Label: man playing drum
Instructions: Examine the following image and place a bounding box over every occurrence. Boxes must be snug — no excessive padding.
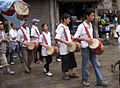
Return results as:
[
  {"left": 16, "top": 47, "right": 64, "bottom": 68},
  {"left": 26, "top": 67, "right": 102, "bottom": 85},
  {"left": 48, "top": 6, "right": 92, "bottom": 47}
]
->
[
  {"left": 55, "top": 13, "right": 78, "bottom": 80},
  {"left": 74, "top": 8, "right": 107, "bottom": 86},
  {"left": 17, "top": 19, "right": 33, "bottom": 74}
]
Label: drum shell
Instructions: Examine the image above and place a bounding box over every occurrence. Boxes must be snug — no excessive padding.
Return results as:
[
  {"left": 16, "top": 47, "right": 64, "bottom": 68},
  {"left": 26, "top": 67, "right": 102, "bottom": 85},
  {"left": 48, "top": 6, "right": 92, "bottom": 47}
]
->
[
  {"left": 27, "top": 42, "right": 38, "bottom": 50},
  {"left": 46, "top": 46, "right": 59, "bottom": 56}
]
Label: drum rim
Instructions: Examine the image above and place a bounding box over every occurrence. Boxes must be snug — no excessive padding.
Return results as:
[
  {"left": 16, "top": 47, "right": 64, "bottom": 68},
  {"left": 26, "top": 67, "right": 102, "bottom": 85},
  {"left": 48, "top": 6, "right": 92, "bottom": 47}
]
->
[
  {"left": 46, "top": 46, "right": 54, "bottom": 55},
  {"left": 89, "top": 38, "right": 99, "bottom": 49},
  {"left": 27, "top": 42, "right": 35, "bottom": 50},
  {"left": 67, "top": 42, "right": 76, "bottom": 52}
]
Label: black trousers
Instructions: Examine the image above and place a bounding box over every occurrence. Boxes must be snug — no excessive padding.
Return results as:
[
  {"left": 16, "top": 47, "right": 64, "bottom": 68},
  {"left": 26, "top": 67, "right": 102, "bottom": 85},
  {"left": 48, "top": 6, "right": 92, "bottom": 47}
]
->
[
  {"left": 44, "top": 55, "right": 52, "bottom": 72},
  {"left": 61, "top": 52, "right": 77, "bottom": 73}
]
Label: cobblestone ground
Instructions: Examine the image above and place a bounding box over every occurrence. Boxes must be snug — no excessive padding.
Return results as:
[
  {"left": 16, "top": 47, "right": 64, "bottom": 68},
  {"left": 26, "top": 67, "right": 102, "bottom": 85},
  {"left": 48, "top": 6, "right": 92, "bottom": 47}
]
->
[{"left": 0, "top": 39, "right": 120, "bottom": 88}]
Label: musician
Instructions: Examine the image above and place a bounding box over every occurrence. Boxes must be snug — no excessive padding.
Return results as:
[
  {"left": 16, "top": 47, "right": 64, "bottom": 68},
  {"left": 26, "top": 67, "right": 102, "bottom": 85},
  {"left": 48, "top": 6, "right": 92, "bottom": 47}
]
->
[
  {"left": 9, "top": 23, "right": 24, "bottom": 65},
  {"left": 0, "top": 21, "right": 15, "bottom": 75},
  {"left": 55, "top": 13, "right": 78, "bottom": 80},
  {"left": 39, "top": 23, "right": 53, "bottom": 77},
  {"left": 31, "top": 19, "right": 43, "bottom": 64},
  {"left": 74, "top": 8, "right": 107, "bottom": 86},
  {"left": 0, "top": 0, "right": 29, "bottom": 28},
  {"left": 17, "top": 19, "right": 33, "bottom": 74}
]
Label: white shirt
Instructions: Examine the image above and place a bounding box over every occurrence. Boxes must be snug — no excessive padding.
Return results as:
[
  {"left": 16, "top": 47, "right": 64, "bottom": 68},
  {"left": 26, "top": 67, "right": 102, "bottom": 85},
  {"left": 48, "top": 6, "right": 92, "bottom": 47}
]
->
[
  {"left": 31, "top": 25, "right": 40, "bottom": 43},
  {"left": 9, "top": 28, "right": 18, "bottom": 42},
  {"left": 74, "top": 21, "right": 93, "bottom": 48},
  {"left": 116, "top": 25, "right": 120, "bottom": 37},
  {"left": 55, "top": 24, "right": 72, "bottom": 55},
  {"left": 17, "top": 26, "right": 30, "bottom": 47},
  {"left": 39, "top": 31, "right": 51, "bottom": 56}
]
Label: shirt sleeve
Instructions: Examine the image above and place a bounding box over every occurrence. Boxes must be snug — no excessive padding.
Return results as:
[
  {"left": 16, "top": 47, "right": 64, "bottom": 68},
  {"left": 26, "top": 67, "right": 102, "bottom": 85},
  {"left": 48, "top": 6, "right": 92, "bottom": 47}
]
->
[
  {"left": 31, "top": 27, "right": 35, "bottom": 36},
  {"left": 55, "top": 27, "right": 64, "bottom": 39},
  {"left": 74, "top": 24, "right": 82, "bottom": 38},
  {"left": 116, "top": 25, "right": 120, "bottom": 32},
  {"left": 39, "top": 34, "right": 43, "bottom": 43},
  {"left": 16, "top": 29, "right": 21, "bottom": 41}
]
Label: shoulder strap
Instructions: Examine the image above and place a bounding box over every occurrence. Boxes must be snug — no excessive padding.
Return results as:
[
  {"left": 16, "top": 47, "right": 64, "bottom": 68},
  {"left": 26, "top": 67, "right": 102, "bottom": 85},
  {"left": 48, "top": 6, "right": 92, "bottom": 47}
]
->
[
  {"left": 20, "top": 28, "right": 28, "bottom": 41},
  {"left": 83, "top": 23, "right": 91, "bottom": 38},
  {"left": 61, "top": 26, "right": 68, "bottom": 41},
  {"left": 34, "top": 27, "right": 40, "bottom": 36},
  {"left": 42, "top": 33, "right": 48, "bottom": 45}
]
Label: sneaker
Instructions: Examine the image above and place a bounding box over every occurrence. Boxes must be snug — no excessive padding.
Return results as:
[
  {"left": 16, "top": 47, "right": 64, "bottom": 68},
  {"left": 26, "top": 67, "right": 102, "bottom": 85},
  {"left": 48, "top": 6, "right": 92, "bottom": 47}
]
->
[
  {"left": 62, "top": 74, "right": 70, "bottom": 80},
  {"left": 8, "top": 70, "right": 15, "bottom": 75},
  {"left": 96, "top": 81, "right": 108, "bottom": 87},
  {"left": 36, "top": 60, "right": 42, "bottom": 64},
  {"left": 0, "top": 70, "right": 4, "bottom": 74},
  {"left": 69, "top": 73, "right": 79, "bottom": 78},
  {"left": 56, "top": 58, "right": 61, "bottom": 62},
  {"left": 0, "top": 65, "right": 3, "bottom": 69},
  {"left": 10, "top": 62, "right": 14, "bottom": 65},
  {"left": 81, "top": 81, "right": 90, "bottom": 86},
  {"left": 111, "top": 64, "right": 115, "bottom": 73},
  {"left": 46, "top": 72, "right": 53, "bottom": 77}
]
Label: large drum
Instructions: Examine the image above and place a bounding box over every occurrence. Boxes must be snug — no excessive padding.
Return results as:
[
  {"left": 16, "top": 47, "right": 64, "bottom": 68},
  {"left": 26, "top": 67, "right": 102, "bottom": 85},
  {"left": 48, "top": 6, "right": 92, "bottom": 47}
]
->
[
  {"left": 89, "top": 38, "right": 104, "bottom": 55},
  {"left": 67, "top": 42, "right": 81, "bottom": 52},
  {"left": 27, "top": 42, "right": 38, "bottom": 50},
  {"left": 46, "top": 46, "right": 59, "bottom": 56}
]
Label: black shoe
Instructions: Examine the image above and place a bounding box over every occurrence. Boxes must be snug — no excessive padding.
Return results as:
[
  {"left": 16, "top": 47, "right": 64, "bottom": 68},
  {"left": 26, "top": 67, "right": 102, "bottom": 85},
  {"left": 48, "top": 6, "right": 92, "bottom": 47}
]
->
[
  {"left": 69, "top": 73, "right": 79, "bottom": 78},
  {"left": 62, "top": 74, "right": 70, "bottom": 80},
  {"left": 28, "top": 67, "right": 32, "bottom": 71},
  {"left": 111, "top": 64, "right": 115, "bottom": 73},
  {"left": 25, "top": 70, "right": 30, "bottom": 74}
]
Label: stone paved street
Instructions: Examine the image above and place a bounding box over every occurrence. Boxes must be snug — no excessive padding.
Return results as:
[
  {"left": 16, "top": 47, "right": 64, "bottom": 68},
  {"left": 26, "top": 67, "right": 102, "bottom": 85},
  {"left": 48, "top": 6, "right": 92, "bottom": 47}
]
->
[{"left": 0, "top": 39, "right": 120, "bottom": 88}]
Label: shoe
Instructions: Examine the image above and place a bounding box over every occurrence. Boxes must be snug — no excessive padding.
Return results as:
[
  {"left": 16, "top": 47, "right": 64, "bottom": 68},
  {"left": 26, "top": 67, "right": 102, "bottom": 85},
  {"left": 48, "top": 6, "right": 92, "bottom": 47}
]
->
[
  {"left": 25, "top": 70, "right": 30, "bottom": 74},
  {"left": 8, "top": 70, "right": 15, "bottom": 75},
  {"left": 81, "top": 81, "right": 90, "bottom": 86},
  {"left": 0, "top": 70, "right": 4, "bottom": 74},
  {"left": 36, "top": 60, "right": 42, "bottom": 64},
  {"left": 62, "top": 74, "right": 70, "bottom": 80},
  {"left": 0, "top": 65, "right": 3, "bottom": 69},
  {"left": 69, "top": 73, "right": 79, "bottom": 78},
  {"left": 28, "top": 67, "right": 32, "bottom": 71},
  {"left": 42, "top": 66, "right": 47, "bottom": 73},
  {"left": 10, "top": 62, "right": 14, "bottom": 65},
  {"left": 56, "top": 58, "right": 61, "bottom": 62},
  {"left": 96, "top": 81, "right": 108, "bottom": 87},
  {"left": 111, "top": 64, "right": 115, "bottom": 73},
  {"left": 46, "top": 72, "right": 53, "bottom": 77}
]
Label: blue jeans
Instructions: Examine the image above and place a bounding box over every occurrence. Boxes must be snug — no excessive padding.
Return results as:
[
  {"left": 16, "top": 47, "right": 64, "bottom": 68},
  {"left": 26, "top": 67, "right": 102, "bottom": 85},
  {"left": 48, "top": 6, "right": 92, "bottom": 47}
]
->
[
  {"left": 10, "top": 44, "right": 24, "bottom": 62},
  {"left": 81, "top": 47, "right": 103, "bottom": 84}
]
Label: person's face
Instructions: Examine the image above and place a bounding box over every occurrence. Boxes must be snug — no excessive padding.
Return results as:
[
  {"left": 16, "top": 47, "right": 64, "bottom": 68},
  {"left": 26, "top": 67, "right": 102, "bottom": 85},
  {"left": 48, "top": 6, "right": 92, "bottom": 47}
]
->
[
  {"left": 12, "top": 25, "right": 16, "bottom": 29},
  {"left": 0, "top": 24, "right": 4, "bottom": 30},
  {"left": 17, "top": 14, "right": 24, "bottom": 21},
  {"left": 87, "top": 12, "right": 95, "bottom": 22},
  {"left": 43, "top": 24, "right": 48, "bottom": 31},
  {"left": 22, "top": 21, "right": 28, "bottom": 28},
  {"left": 34, "top": 22, "right": 39, "bottom": 26},
  {"left": 64, "top": 17, "right": 71, "bottom": 25}
]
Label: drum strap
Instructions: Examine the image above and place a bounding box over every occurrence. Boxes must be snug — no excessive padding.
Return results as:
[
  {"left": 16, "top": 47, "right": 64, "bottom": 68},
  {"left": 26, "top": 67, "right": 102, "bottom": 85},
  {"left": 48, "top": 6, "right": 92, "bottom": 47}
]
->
[
  {"left": 61, "top": 26, "right": 68, "bottom": 41},
  {"left": 34, "top": 27, "right": 40, "bottom": 36},
  {"left": 42, "top": 33, "right": 48, "bottom": 45},
  {"left": 20, "top": 28, "right": 28, "bottom": 41},
  {"left": 83, "top": 23, "right": 91, "bottom": 38}
]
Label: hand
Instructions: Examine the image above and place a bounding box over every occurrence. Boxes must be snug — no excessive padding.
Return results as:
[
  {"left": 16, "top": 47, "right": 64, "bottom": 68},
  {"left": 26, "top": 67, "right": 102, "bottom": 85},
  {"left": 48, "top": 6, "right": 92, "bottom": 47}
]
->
[
  {"left": 85, "top": 38, "right": 92, "bottom": 45},
  {"left": 45, "top": 45, "right": 49, "bottom": 50},
  {"left": 23, "top": 42, "right": 28, "bottom": 46},
  {"left": 65, "top": 41, "right": 72, "bottom": 47},
  {"left": 1, "top": 38, "right": 9, "bottom": 42}
]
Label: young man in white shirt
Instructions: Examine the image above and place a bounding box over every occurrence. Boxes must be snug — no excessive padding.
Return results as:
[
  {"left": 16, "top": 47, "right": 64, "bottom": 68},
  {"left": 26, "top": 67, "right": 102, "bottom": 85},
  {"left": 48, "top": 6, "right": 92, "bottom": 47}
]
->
[
  {"left": 17, "top": 20, "right": 33, "bottom": 74},
  {"left": 9, "top": 23, "right": 24, "bottom": 65},
  {"left": 55, "top": 13, "right": 78, "bottom": 80},
  {"left": 74, "top": 9, "right": 107, "bottom": 86},
  {"left": 31, "top": 19, "right": 43, "bottom": 64}
]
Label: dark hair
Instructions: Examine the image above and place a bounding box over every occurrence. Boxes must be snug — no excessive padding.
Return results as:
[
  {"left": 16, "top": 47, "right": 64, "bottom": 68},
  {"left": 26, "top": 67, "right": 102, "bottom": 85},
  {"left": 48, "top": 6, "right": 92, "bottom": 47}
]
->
[
  {"left": 61, "top": 13, "right": 71, "bottom": 22},
  {"left": 24, "top": 19, "right": 28, "bottom": 22},
  {"left": 10, "top": 23, "right": 14, "bottom": 27},
  {"left": 85, "top": 8, "right": 95, "bottom": 20},
  {"left": 41, "top": 23, "right": 48, "bottom": 31}
]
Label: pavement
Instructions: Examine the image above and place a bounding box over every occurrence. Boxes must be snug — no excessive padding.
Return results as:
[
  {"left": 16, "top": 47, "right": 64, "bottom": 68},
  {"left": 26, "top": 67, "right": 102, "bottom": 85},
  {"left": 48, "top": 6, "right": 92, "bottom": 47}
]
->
[{"left": 0, "top": 38, "right": 120, "bottom": 88}]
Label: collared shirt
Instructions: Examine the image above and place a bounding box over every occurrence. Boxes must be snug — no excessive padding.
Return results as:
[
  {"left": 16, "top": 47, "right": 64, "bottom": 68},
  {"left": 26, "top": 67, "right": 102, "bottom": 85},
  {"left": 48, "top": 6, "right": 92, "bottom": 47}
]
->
[
  {"left": 0, "top": 0, "right": 24, "bottom": 28},
  {"left": 9, "top": 28, "right": 18, "bottom": 42},
  {"left": 17, "top": 26, "right": 30, "bottom": 47},
  {"left": 0, "top": 31, "right": 7, "bottom": 53},
  {"left": 39, "top": 31, "right": 51, "bottom": 56},
  {"left": 31, "top": 25, "right": 40, "bottom": 43},
  {"left": 116, "top": 25, "right": 120, "bottom": 37},
  {"left": 55, "top": 23, "right": 72, "bottom": 55},
  {"left": 74, "top": 21, "right": 93, "bottom": 48}
]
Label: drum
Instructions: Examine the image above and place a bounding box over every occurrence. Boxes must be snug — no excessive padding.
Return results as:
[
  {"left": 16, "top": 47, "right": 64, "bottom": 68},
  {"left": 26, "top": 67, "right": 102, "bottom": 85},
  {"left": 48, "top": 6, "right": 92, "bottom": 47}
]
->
[
  {"left": 89, "top": 38, "right": 104, "bottom": 55},
  {"left": 46, "top": 46, "right": 59, "bottom": 56},
  {"left": 27, "top": 42, "right": 38, "bottom": 50},
  {"left": 67, "top": 42, "right": 81, "bottom": 52}
]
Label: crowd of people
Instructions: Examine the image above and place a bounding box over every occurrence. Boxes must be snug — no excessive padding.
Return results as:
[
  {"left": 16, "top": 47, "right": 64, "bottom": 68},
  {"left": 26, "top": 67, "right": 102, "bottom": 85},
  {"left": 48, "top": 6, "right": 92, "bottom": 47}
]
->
[{"left": 0, "top": 8, "right": 110, "bottom": 87}]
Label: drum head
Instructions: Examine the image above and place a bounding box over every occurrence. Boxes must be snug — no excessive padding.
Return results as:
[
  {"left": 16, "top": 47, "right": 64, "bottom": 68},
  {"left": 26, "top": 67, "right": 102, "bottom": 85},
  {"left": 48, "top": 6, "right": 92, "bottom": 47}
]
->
[
  {"left": 28, "top": 42, "right": 35, "bottom": 50},
  {"left": 89, "top": 39, "right": 99, "bottom": 49},
  {"left": 46, "top": 46, "right": 54, "bottom": 55},
  {"left": 67, "top": 42, "right": 76, "bottom": 52}
]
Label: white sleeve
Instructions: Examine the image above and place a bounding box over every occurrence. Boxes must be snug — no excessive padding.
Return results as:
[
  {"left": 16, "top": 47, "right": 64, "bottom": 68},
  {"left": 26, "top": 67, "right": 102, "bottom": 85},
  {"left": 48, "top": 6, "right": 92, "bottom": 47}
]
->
[
  {"left": 74, "top": 24, "right": 82, "bottom": 38},
  {"left": 16, "top": 29, "right": 21, "bottom": 41},
  {"left": 39, "top": 34, "right": 43, "bottom": 43},
  {"left": 116, "top": 25, "right": 120, "bottom": 32},
  {"left": 55, "top": 27, "right": 64, "bottom": 39},
  {"left": 31, "top": 27, "right": 35, "bottom": 36},
  {"left": 9, "top": 30, "right": 15, "bottom": 38}
]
